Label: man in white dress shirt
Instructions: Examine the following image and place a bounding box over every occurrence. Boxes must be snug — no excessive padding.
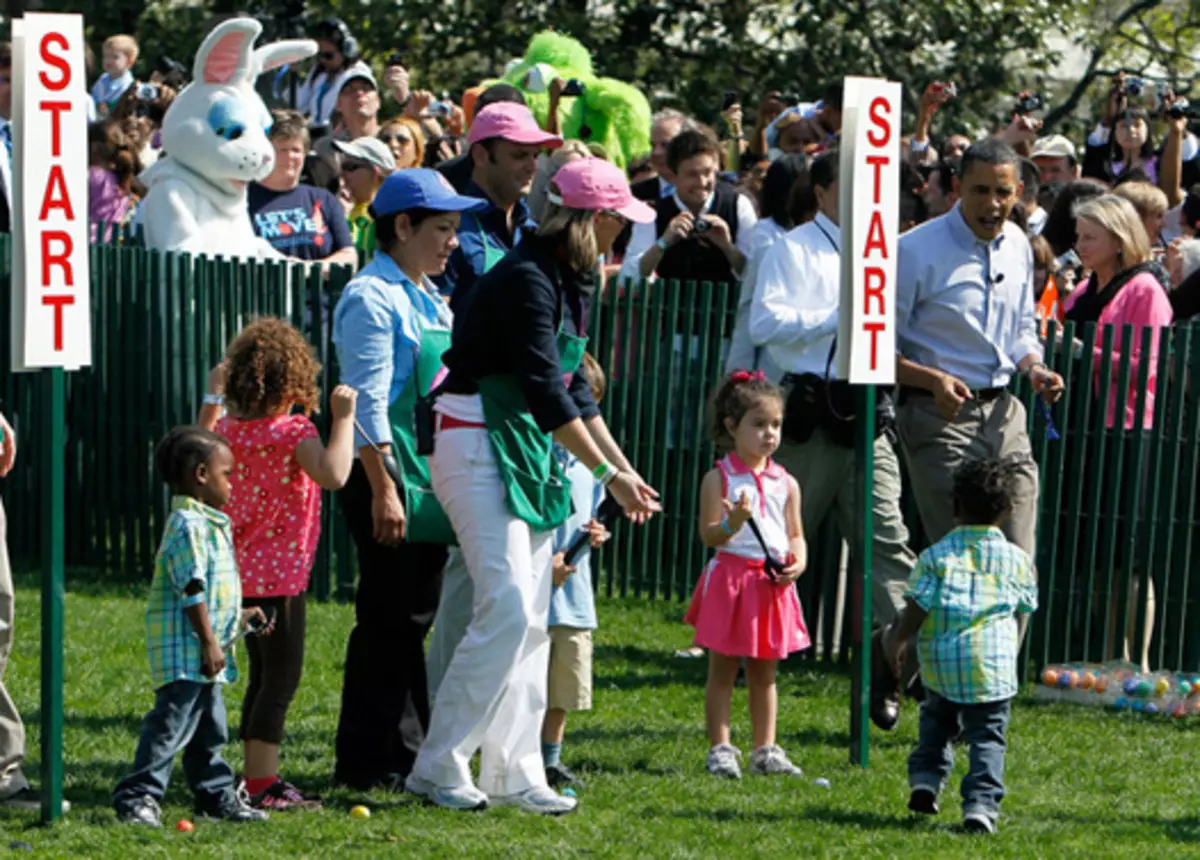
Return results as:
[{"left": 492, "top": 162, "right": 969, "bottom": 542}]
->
[{"left": 751, "top": 149, "right": 917, "bottom": 730}]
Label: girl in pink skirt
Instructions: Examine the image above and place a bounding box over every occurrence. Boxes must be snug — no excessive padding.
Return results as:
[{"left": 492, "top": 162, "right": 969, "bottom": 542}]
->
[{"left": 685, "top": 370, "right": 809, "bottom": 779}]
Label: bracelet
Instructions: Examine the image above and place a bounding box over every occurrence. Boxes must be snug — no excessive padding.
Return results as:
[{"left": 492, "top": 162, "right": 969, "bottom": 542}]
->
[
  {"left": 202, "top": 393, "right": 225, "bottom": 406},
  {"left": 592, "top": 461, "right": 619, "bottom": 486},
  {"left": 655, "top": 236, "right": 671, "bottom": 253},
  {"left": 719, "top": 517, "right": 736, "bottom": 536}
]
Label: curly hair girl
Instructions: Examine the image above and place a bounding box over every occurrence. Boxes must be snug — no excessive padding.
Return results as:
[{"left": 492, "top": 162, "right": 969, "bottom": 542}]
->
[
  {"left": 223, "top": 318, "right": 322, "bottom": 418},
  {"left": 707, "top": 369, "right": 784, "bottom": 453}
]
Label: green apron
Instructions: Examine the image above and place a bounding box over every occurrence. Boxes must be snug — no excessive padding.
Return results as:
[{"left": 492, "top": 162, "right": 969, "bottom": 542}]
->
[
  {"left": 477, "top": 330, "right": 587, "bottom": 532},
  {"left": 387, "top": 326, "right": 456, "bottom": 545},
  {"left": 472, "top": 214, "right": 509, "bottom": 272}
]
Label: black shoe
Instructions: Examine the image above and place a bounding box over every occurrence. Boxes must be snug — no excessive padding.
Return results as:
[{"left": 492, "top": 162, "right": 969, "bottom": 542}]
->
[
  {"left": 544, "top": 763, "right": 580, "bottom": 789},
  {"left": 907, "top": 788, "right": 939, "bottom": 816},
  {"left": 870, "top": 629, "right": 901, "bottom": 731},
  {"left": 195, "top": 787, "right": 268, "bottom": 822}
]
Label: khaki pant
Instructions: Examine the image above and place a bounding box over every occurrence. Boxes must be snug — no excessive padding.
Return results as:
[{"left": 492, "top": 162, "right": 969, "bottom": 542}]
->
[
  {"left": 896, "top": 391, "right": 1039, "bottom": 555},
  {"left": 774, "top": 426, "right": 917, "bottom": 627},
  {"left": 0, "top": 501, "right": 28, "bottom": 796}
]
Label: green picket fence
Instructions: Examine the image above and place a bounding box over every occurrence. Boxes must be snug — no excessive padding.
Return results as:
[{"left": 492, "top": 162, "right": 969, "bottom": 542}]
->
[{"left": 1, "top": 238, "right": 1198, "bottom": 671}]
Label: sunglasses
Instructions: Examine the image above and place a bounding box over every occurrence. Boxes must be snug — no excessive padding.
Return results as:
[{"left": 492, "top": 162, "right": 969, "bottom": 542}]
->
[
  {"left": 342, "top": 161, "right": 372, "bottom": 173},
  {"left": 379, "top": 133, "right": 413, "bottom": 146},
  {"left": 599, "top": 209, "right": 629, "bottom": 224},
  {"left": 318, "top": 51, "right": 338, "bottom": 61}
]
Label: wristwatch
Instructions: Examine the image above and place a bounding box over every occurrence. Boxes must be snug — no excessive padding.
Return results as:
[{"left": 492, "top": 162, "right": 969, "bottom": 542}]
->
[{"left": 655, "top": 236, "right": 671, "bottom": 253}]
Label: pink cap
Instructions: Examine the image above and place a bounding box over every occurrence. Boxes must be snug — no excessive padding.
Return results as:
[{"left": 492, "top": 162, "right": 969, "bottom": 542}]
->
[
  {"left": 549, "top": 158, "right": 656, "bottom": 224},
  {"left": 467, "top": 103, "right": 564, "bottom": 148}
]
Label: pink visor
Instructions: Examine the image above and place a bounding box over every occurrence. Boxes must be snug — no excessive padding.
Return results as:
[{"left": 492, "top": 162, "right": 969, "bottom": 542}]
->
[
  {"left": 467, "top": 102, "right": 563, "bottom": 148},
  {"left": 549, "top": 158, "right": 656, "bottom": 224}
]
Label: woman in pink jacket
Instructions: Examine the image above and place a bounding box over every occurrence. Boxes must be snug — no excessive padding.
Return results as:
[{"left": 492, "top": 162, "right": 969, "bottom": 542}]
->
[{"left": 1065, "top": 193, "right": 1172, "bottom": 672}]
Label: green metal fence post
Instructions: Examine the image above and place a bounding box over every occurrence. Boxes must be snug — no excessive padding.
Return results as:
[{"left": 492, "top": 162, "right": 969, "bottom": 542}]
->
[
  {"left": 39, "top": 367, "right": 65, "bottom": 823},
  {"left": 849, "top": 384, "right": 875, "bottom": 768}
]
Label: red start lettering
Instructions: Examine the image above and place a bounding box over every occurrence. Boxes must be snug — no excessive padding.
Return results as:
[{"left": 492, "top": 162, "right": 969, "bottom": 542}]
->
[
  {"left": 42, "top": 295, "right": 74, "bottom": 351},
  {"left": 866, "top": 155, "right": 889, "bottom": 205},
  {"left": 866, "top": 97, "right": 892, "bottom": 147},
  {"left": 38, "top": 166, "right": 75, "bottom": 221},
  {"left": 38, "top": 33, "right": 71, "bottom": 90},
  {"left": 862, "top": 321, "right": 886, "bottom": 371},
  {"left": 40, "top": 231, "right": 73, "bottom": 286},
  {"left": 863, "top": 267, "right": 887, "bottom": 315},
  {"left": 40, "top": 100, "right": 71, "bottom": 157},
  {"left": 863, "top": 211, "right": 888, "bottom": 258}
]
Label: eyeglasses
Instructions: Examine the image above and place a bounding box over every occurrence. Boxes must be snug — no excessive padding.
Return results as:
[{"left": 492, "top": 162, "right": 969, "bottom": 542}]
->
[
  {"left": 379, "top": 134, "right": 413, "bottom": 146},
  {"left": 342, "top": 161, "right": 372, "bottom": 173}
]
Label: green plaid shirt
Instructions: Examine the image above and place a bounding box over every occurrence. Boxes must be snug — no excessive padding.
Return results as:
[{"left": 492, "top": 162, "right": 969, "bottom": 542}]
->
[
  {"left": 146, "top": 496, "right": 241, "bottom": 689},
  {"left": 906, "top": 525, "right": 1038, "bottom": 704}
]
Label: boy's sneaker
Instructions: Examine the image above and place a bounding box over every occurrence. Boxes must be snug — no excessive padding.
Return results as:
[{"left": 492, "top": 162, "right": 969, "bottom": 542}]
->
[
  {"left": 195, "top": 788, "right": 269, "bottom": 822},
  {"left": 405, "top": 773, "right": 488, "bottom": 812},
  {"left": 245, "top": 778, "right": 321, "bottom": 810},
  {"left": 115, "top": 794, "right": 162, "bottom": 827},
  {"left": 748, "top": 744, "right": 803, "bottom": 776},
  {"left": 544, "top": 762, "right": 580, "bottom": 789},
  {"left": 907, "top": 787, "right": 940, "bottom": 816},
  {"left": 490, "top": 786, "right": 576, "bottom": 815},
  {"left": 705, "top": 744, "right": 742, "bottom": 779},
  {"left": 964, "top": 812, "right": 996, "bottom": 834}
]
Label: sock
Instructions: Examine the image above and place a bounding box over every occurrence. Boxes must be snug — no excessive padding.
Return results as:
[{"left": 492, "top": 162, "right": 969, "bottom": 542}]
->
[
  {"left": 244, "top": 776, "right": 277, "bottom": 796},
  {"left": 542, "top": 742, "right": 562, "bottom": 768}
]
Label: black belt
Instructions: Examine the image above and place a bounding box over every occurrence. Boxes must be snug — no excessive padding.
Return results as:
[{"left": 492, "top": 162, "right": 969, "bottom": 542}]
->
[{"left": 900, "top": 385, "right": 1006, "bottom": 403}]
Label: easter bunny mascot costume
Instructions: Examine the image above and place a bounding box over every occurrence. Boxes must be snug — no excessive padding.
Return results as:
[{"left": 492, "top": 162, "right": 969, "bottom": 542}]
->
[{"left": 139, "top": 18, "right": 316, "bottom": 258}]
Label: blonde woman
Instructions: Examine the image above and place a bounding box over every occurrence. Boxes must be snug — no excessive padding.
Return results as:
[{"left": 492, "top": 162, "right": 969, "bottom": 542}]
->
[
  {"left": 1065, "top": 194, "right": 1172, "bottom": 673},
  {"left": 379, "top": 116, "right": 425, "bottom": 170}
]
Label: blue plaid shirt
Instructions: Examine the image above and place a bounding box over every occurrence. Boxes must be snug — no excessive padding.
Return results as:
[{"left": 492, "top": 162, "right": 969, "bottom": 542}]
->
[
  {"left": 906, "top": 525, "right": 1038, "bottom": 704},
  {"left": 146, "top": 496, "right": 242, "bottom": 689}
]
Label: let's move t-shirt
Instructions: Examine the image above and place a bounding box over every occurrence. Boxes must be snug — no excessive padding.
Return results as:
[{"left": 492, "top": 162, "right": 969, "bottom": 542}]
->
[{"left": 247, "top": 182, "right": 353, "bottom": 261}]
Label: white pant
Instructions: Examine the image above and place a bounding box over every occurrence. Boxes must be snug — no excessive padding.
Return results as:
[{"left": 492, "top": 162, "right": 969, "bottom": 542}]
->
[
  {"left": 426, "top": 548, "right": 473, "bottom": 707},
  {"left": 412, "top": 426, "right": 554, "bottom": 797}
]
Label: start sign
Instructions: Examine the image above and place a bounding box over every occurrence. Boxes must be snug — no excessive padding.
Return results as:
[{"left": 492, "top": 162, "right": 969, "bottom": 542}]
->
[
  {"left": 11, "top": 13, "right": 91, "bottom": 372},
  {"left": 836, "top": 76, "right": 900, "bottom": 385}
]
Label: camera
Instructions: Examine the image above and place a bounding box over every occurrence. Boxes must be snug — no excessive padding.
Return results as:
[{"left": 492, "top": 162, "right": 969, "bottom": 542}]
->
[
  {"left": 1125, "top": 76, "right": 1145, "bottom": 98},
  {"left": 1167, "top": 98, "right": 1200, "bottom": 120},
  {"left": 427, "top": 101, "right": 453, "bottom": 118},
  {"left": 136, "top": 82, "right": 159, "bottom": 100},
  {"left": 722, "top": 90, "right": 740, "bottom": 111},
  {"left": 561, "top": 79, "right": 585, "bottom": 98},
  {"left": 693, "top": 218, "right": 710, "bottom": 234},
  {"left": 386, "top": 51, "right": 404, "bottom": 68},
  {"left": 1015, "top": 92, "right": 1045, "bottom": 114}
]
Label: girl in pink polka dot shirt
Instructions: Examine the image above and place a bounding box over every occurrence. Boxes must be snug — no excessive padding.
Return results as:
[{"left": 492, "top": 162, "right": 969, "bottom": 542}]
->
[{"left": 200, "top": 317, "right": 357, "bottom": 811}]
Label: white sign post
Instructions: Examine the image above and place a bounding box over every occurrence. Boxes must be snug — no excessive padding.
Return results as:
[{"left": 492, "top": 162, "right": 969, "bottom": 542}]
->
[
  {"left": 10, "top": 11, "right": 90, "bottom": 824},
  {"left": 834, "top": 76, "right": 901, "bottom": 769},
  {"left": 837, "top": 76, "right": 901, "bottom": 385},
  {"left": 14, "top": 13, "right": 91, "bottom": 372}
]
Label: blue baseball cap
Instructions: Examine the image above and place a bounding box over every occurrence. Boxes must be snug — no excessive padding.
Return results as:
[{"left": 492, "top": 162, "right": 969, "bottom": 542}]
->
[{"left": 371, "top": 168, "right": 489, "bottom": 217}]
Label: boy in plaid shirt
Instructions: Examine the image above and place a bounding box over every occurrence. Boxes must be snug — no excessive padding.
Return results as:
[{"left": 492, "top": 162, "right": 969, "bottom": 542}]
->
[
  {"left": 883, "top": 458, "right": 1038, "bottom": 835},
  {"left": 113, "top": 427, "right": 272, "bottom": 827}
]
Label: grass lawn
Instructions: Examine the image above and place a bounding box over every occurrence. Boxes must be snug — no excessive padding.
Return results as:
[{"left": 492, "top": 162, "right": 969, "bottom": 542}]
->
[{"left": 0, "top": 569, "right": 1195, "bottom": 858}]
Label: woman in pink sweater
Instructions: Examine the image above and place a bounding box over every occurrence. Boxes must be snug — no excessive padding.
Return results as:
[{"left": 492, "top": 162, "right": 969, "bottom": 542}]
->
[{"left": 1065, "top": 193, "right": 1171, "bottom": 672}]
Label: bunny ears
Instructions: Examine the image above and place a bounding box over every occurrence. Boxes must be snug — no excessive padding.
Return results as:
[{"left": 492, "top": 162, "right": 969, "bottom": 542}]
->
[{"left": 192, "top": 18, "right": 317, "bottom": 87}]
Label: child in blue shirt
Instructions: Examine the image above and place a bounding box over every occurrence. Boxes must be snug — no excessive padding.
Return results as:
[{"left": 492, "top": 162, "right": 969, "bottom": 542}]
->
[
  {"left": 883, "top": 458, "right": 1038, "bottom": 836},
  {"left": 112, "top": 426, "right": 272, "bottom": 827},
  {"left": 91, "top": 34, "right": 137, "bottom": 119},
  {"left": 542, "top": 354, "right": 611, "bottom": 789}
]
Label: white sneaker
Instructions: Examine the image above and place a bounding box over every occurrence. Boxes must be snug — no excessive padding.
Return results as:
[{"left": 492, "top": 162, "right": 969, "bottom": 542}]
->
[
  {"left": 964, "top": 811, "right": 997, "bottom": 834},
  {"left": 490, "top": 786, "right": 577, "bottom": 815},
  {"left": 405, "top": 773, "right": 488, "bottom": 811},
  {"left": 706, "top": 744, "right": 742, "bottom": 779},
  {"left": 749, "top": 744, "right": 803, "bottom": 776}
]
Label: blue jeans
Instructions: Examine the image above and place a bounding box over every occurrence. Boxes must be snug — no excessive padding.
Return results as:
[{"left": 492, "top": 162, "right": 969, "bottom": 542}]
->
[
  {"left": 112, "top": 680, "right": 236, "bottom": 810},
  {"left": 908, "top": 691, "right": 1011, "bottom": 822}
]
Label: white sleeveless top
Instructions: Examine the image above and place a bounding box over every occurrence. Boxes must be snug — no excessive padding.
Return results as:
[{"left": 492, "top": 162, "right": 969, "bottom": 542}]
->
[{"left": 717, "top": 454, "right": 791, "bottom": 561}]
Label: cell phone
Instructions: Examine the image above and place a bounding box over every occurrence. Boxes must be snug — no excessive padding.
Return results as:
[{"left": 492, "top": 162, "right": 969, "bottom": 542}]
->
[
  {"left": 722, "top": 90, "right": 739, "bottom": 111},
  {"left": 136, "top": 82, "right": 159, "bottom": 100},
  {"left": 1015, "top": 92, "right": 1045, "bottom": 115},
  {"left": 386, "top": 51, "right": 405, "bottom": 68},
  {"left": 561, "top": 79, "right": 585, "bottom": 98},
  {"left": 427, "top": 101, "right": 453, "bottom": 118}
]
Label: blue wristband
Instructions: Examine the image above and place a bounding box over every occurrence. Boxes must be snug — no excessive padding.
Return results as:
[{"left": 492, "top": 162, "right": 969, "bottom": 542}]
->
[
  {"left": 180, "top": 592, "right": 205, "bottom": 609},
  {"left": 719, "top": 517, "right": 735, "bottom": 536}
]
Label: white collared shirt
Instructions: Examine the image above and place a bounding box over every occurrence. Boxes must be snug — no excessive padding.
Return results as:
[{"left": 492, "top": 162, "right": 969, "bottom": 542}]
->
[{"left": 749, "top": 212, "right": 842, "bottom": 377}]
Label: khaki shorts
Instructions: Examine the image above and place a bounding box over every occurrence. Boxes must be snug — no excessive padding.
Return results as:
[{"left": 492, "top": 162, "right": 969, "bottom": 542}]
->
[{"left": 547, "top": 626, "right": 593, "bottom": 712}]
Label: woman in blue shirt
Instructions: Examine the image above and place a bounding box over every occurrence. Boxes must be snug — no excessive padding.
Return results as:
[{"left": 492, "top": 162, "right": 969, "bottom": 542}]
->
[{"left": 330, "top": 169, "right": 486, "bottom": 791}]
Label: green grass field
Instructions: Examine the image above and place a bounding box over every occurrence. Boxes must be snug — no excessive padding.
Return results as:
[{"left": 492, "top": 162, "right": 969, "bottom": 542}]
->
[{"left": 0, "top": 569, "right": 1195, "bottom": 858}]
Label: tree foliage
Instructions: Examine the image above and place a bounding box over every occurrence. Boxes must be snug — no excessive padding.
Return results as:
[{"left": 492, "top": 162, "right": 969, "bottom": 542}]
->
[{"left": 47, "top": 0, "right": 1200, "bottom": 135}]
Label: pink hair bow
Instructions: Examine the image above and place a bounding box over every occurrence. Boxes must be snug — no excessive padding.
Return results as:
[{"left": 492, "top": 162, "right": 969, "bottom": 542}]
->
[{"left": 730, "top": 369, "right": 766, "bottom": 384}]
